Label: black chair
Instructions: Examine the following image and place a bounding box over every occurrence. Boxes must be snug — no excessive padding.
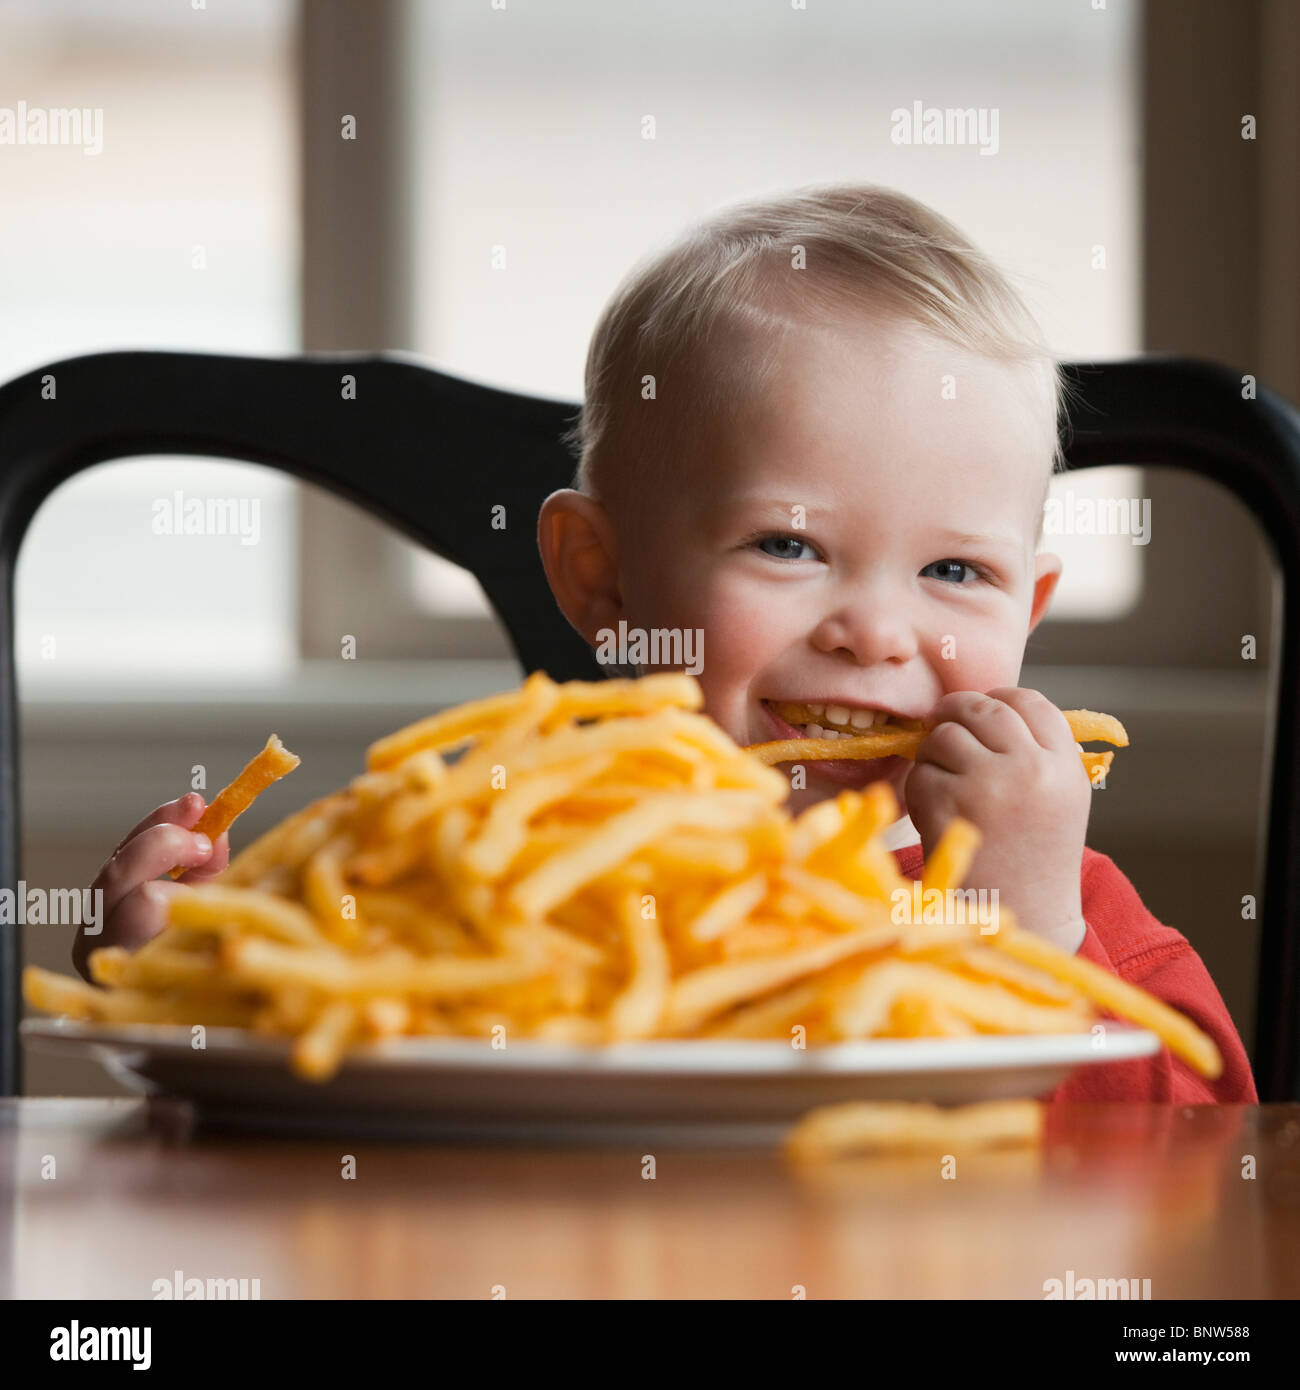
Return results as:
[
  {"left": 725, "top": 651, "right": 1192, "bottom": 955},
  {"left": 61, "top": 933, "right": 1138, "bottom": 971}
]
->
[{"left": 0, "top": 350, "right": 1296, "bottom": 1099}]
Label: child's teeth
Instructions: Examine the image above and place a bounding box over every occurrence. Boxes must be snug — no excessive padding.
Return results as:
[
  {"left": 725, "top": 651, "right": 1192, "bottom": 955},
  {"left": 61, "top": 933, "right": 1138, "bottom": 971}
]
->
[{"left": 773, "top": 700, "right": 901, "bottom": 734}]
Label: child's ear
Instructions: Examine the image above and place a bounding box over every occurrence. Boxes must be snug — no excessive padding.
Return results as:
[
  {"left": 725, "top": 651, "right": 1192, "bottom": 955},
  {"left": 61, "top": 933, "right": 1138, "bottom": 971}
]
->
[
  {"left": 537, "top": 489, "right": 624, "bottom": 645},
  {"left": 1027, "top": 551, "right": 1062, "bottom": 633}
]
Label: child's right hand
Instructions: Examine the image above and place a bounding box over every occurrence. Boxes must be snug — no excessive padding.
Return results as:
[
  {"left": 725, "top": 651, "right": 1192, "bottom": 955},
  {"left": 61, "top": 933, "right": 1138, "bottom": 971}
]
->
[{"left": 73, "top": 792, "right": 230, "bottom": 983}]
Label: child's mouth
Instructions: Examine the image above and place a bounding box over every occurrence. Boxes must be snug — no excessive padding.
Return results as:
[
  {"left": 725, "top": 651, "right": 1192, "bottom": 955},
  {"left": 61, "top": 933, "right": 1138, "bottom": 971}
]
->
[
  {"left": 758, "top": 699, "right": 920, "bottom": 787},
  {"left": 763, "top": 700, "right": 922, "bottom": 739}
]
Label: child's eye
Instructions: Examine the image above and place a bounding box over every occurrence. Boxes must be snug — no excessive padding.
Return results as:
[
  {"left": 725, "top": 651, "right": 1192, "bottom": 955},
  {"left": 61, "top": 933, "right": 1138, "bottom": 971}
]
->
[
  {"left": 752, "top": 533, "right": 822, "bottom": 562},
  {"left": 921, "top": 558, "right": 980, "bottom": 584}
]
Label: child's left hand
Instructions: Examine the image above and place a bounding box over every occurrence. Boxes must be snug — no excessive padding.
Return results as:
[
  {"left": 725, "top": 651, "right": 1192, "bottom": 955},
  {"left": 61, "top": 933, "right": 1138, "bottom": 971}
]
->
[{"left": 901, "top": 687, "right": 1092, "bottom": 953}]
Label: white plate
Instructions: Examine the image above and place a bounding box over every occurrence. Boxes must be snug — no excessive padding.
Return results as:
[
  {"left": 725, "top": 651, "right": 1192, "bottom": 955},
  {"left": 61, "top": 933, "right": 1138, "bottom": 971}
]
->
[
  {"left": 22, "top": 1017, "right": 1156, "bottom": 1145},
  {"left": 22, "top": 1017, "right": 1161, "bottom": 1146}
]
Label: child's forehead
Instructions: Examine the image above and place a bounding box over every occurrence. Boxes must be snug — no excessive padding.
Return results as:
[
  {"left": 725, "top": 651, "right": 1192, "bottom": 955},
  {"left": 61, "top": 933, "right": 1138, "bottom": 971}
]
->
[
  {"left": 703, "top": 340, "right": 1050, "bottom": 480},
  {"left": 702, "top": 307, "right": 1051, "bottom": 438},
  {"left": 766, "top": 311, "right": 1037, "bottom": 400},
  {"left": 669, "top": 325, "right": 1050, "bottom": 545}
]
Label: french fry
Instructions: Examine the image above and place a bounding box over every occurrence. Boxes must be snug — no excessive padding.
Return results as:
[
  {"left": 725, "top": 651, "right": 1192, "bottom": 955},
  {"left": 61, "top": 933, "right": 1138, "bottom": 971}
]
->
[
  {"left": 364, "top": 673, "right": 552, "bottom": 771},
  {"left": 361, "top": 997, "right": 412, "bottom": 1037},
  {"left": 23, "top": 965, "right": 107, "bottom": 1019},
  {"left": 827, "top": 960, "right": 918, "bottom": 1038},
  {"left": 988, "top": 925, "right": 1224, "bottom": 1079},
  {"left": 949, "top": 944, "right": 1080, "bottom": 1004},
  {"left": 746, "top": 708, "right": 1129, "bottom": 777},
  {"left": 703, "top": 978, "right": 826, "bottom": 1039},
  {"left": 891, "top": 996, "right": 978, "bottom": 1039},
  {"left": 831, "top": 960, "right": 1093, "bottom": 1040},
  {"left": 293, "top": 1000, "right": 357, "bottom": 1081},
  {"left": 663, "top": 919, "right": 900, "bottom": 1034},
  {"left": 686, "top": 873, "right": 769, "bottom": 943},
  {"left": 507, "top": 791, "right": 771, "bottom": 918},
  {"left": 301, "top": 838, "right": 364, "bottom": 949},
  {"left": 459, "top": 753, "right": 615, "bottom": 881},
  {"left": 779, "top": 865, "right": 887, "bottom": 933},
  {"left": 167, "top": 734, "right": 300, "bottom": 879},
  {"left": 100, "top": 945, "right": 225, "bottom": 992},
  {"left": 605, "top": 890, "right": 671, "bottom": 1040},
  {"left": 642, "top": 833, "right": 751, "bottom": 876},
  {"left": 1082, "top": 751, "right": 1113, "bottom": 783},
  {"left": 1067, "top": 710, "right": 1129, "bottom": 746},
  {"left": 921, "top": 818, "right": 981, "bottom": 896},
  {"left": 87, "top": 945, "right": 131, "bottom": 987},
  {"left": 25, "top": 673, "right": 1219, "bottom": 1112},
  {"left": 749, "top": 729, "right": 926, "bottom": 764},
  {"left": 221, "top": 792, "right": 352, "bottom": 888},
  {"left": 788, "top": 797, "right": 850, "bottom": 860},
  {"left": 784, "top": 1100, "right": 1044, "bottom": 1162},
  {"left": 365, "top": 670, "right": 701, "bottom": 770},
  {"left": 166, "top": 886, "right": 325, "bottom": 946},
  {"left": 222, "top": 935, "right": 546, "bottom": 999}
]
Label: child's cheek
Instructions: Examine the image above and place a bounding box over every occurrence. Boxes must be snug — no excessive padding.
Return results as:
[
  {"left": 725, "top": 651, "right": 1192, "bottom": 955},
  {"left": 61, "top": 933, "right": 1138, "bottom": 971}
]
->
[
  {"left": 691, "top": 576, "right": 789, "bottom": 739},
  {"left": 933, "top": 621, "right": 1026, "bottom": 695}
]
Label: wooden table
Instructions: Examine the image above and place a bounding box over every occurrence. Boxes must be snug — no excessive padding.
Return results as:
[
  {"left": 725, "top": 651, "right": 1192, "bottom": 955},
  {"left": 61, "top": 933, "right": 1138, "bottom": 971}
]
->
[{"left": 3, "top": 1099, "right": 1298, "bottom": 1299}]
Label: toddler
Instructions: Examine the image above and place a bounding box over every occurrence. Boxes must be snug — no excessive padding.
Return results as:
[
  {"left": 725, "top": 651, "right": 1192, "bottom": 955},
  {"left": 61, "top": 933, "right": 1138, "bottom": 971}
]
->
[
  {"left": 82, "top": 184, "right": 1256, "bottom": 1104},
  {"left": 535, "top": 183, "right": 1256, "bottom": 1103}
]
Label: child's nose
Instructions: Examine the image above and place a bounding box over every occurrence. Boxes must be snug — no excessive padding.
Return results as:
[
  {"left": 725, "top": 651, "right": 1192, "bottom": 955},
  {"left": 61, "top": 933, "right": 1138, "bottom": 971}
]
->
[{"left": 808, "top": 600, "right": 918, "bottom": 665}]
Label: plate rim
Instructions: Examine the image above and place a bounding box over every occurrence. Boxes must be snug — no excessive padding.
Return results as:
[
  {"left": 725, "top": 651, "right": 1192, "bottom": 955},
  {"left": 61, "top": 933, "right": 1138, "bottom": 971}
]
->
[{"left": 21, "top": 1014, "right": 1163, "bottom": 1076}]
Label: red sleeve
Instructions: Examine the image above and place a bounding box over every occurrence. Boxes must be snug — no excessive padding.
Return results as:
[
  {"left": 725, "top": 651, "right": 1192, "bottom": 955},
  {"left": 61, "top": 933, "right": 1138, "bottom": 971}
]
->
[
  {"left": 1045, "top": 850, "right": 1257, "bottom": 1103},
  {"left": 890, "top": 842, "right": 1258, "bottom": 1103}
]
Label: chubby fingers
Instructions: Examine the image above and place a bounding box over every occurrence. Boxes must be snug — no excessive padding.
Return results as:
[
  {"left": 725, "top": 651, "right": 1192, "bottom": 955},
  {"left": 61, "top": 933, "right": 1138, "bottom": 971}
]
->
[
  {"left": 97, "top": 818, "right": 215, "bottom": 920},
  {"left": 983, "top": 687, "right": 1078, "bottom": 753},
  {"left": 74, "top": 879, "right": 183, "bottom": 981},
  {"left": 110, "top": 791, "right": 206, "bottom": 857},
  {"left": 106, "top": 880, "right": 187, "bottom": 952},
  {"left": 172, "top": 831, "right": 230, "bottom": 883},
  {"left": 917, "top": 690, "right": 1037, "bottom": 772}
]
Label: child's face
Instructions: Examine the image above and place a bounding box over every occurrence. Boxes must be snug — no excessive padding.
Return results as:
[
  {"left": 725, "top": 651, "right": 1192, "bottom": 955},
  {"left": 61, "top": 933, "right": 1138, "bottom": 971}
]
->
[{"left": 607, "top": 312, "right": 1062, "bottom": 814}]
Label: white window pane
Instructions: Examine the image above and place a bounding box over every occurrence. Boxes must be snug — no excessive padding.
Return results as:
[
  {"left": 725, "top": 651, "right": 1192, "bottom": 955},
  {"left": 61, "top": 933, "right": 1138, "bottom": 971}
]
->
[
  {"left": 1042, "top": 466, "right": 1144, "bottom": 620},
  {"left": 411, "top": 0, "right": 1138, "bottom": 387},
  {"left": 407, "top": 549, "right": 495, "bottom": 617},
  {"left": 0, "top": 0, "right": 296, "bottom": 379},
  {"left": 16, "top": 459, "right": 298, "bottom": 686}
]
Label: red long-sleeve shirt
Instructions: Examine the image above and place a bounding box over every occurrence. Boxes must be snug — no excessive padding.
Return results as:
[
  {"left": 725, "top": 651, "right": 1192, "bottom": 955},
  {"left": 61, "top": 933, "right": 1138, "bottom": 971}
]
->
[{"left": 891, "top": 841, "right": 1258, "bottom": 1103}]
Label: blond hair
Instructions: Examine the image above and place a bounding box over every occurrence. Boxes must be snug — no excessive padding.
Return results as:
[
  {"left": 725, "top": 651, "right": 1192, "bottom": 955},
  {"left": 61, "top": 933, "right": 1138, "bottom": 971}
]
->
[{"left": 563, "top": 183, "right": 1069, "bottom": 524}]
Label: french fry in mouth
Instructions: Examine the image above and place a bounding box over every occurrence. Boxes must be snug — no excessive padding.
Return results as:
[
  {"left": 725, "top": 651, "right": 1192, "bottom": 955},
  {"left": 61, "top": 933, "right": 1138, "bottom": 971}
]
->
[{"left": 746, "top": 708, "right": 1128, "bottom": 782}]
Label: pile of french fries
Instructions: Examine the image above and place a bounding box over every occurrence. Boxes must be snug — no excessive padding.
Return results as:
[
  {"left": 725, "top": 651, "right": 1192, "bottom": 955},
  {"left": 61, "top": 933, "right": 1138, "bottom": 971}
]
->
[{"left": 24, "top": 672, "right": 1221, "bottom": 1094}]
